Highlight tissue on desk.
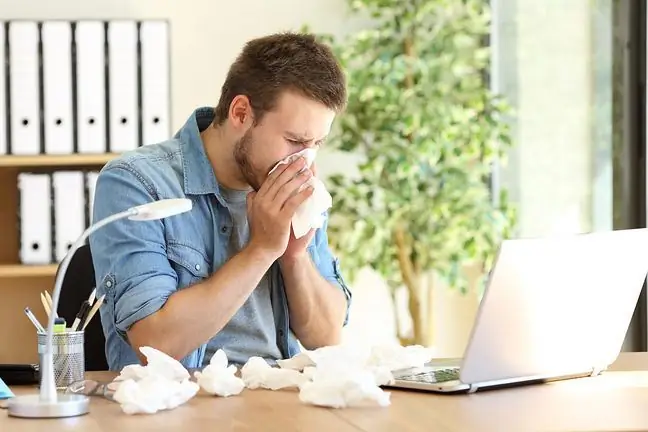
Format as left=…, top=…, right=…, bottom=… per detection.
left=268, top=148, right=332, bottom=239
left=277, top=343, right=435, bottom=408
left=241, top=356, right=309, bottom=390
left=193, top=349, right=245, bottom=397
left=111, top=346, right=199, bottom=415
left=299, top=367, right=391, bottom=409
left=113, top=375, right=199, bottom=415
left=278, top=343, right=434, bottom=374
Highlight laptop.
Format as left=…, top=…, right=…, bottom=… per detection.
left=387, top=228, right=648, bottom=394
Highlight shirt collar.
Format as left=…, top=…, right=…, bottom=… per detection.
left=175, top=107, right=222, bottom=197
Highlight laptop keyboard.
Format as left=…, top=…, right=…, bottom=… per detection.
left=397, top=367, right=461, bottom=383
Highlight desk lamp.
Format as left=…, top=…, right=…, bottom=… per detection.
left=7, top=198, right=193, bottom=418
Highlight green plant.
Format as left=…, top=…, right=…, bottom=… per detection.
left=315, top=0, right=517, bottom=345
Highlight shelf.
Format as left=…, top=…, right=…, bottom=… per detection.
left=0, top=264, right=58, bottom=278
left=0, top=153, right=118, bottom=168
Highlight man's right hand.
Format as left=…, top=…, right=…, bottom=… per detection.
left=246, top=156, right=314, bottom=261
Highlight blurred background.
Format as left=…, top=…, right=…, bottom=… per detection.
left=0, top=0, right=645, bottom=364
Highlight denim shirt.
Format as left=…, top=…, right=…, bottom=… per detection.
left=89, top=107, right=352, bottom=371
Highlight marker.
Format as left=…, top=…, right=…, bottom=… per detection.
left=23, top=307, right=45, bottom=333
left=53, top=317, right=66, bottom=333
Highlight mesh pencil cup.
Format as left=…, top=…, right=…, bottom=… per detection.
left=37, top=330, right=85, bottom=389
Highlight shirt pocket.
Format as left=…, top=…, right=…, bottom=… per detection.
left=167, top=242, right=210, bottom=287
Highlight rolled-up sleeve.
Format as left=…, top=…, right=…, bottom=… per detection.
left=89, top=163, right=178, bottom=341
left=311, top=213, right=352, bottom=326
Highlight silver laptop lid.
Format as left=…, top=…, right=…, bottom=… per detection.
left=460, top=228, right=648, bottom=385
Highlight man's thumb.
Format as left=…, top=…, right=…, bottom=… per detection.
left=246, top=191, right=256, bottom=212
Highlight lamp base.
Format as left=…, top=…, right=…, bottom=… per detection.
left=7, top=394, right=90, bottom=418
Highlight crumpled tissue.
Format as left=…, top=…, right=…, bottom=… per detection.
left=193, top=349, right=245, bottom=397
left=277, top=343, right=435, bottom=409
left=298, top=367, right=392, bottom=409
left=111, top=346, right=199, bottom=415
left=268, top=147, right=332, bottom=239
left=241, top=356, right=309, bottom=390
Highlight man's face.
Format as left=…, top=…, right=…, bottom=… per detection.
left=233, top=91, right=336, bottom=190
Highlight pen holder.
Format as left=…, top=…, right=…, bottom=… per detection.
left=37, top=331, right=85, bottom=390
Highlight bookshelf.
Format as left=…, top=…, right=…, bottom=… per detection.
left=0, top=153, right=115, bottom=363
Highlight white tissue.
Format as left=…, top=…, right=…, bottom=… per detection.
left=113, top=375, right=199, bottom=415
left=278, top=343, right=434, bottom=374
left=241, top=356, right=309, bottom=390
left=277, top=343, right=435, bottom=408
left=298, top=368, right=391, bottom=409
left=268, top=148, right=332, bottom=238
left=111, top=346, right=199, bottom=415
left=193, top=349, right=245, bottom=397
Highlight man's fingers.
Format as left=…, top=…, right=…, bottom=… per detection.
left=269, top=157, right=308, bottom=200
left=273, top=170, right=312, bottom=207
left=258, top=157, right=306, bottom=199
left=281, top=184, right=314, bottom=217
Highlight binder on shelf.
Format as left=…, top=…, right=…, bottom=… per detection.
left=42, top=21, right=74, bottom=155
left=108, top=20, right=139, bottom=152
left=76, top=20, right=107, bottom=154
left=140, top=20, right=170, bottom=146
left=53, top=171, right=85, bottom=262
left=18, top=173, right=52, bottom=264
left=9, top=21, right=41, bottom=155
left=86, top=171, right=99, bottom=224
left=0, top=22, right=7, bottom=155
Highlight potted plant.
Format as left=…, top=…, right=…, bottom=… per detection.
left=318, top=0, right=517, bottom=346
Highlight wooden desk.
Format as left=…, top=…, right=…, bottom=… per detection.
left=3, top=352, right=648, bottom=432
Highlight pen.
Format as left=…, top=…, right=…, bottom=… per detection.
left=81, top=294, right=105, bottom=330
left=23, top=307, right=45, bottom=333
left=71, top=300, right=90, bottom=331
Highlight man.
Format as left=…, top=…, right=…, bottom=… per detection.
left=89, top=32, right=352, bottom=371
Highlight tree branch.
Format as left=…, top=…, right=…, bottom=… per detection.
left=394, top=226, right=423, bottom=345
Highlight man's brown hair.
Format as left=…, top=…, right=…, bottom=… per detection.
left=213, top=32, right=347, bottom=126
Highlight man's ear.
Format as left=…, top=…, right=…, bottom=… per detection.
left=228, top=95, right=253, bottom=129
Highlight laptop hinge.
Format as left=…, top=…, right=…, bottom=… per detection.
left=467, top=384, right=479, bottom=394
left=591, top=366, right=604, bottom=377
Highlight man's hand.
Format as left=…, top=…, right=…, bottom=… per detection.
left=282, top=161, right=318, bottom=262
left=247, top=156, right=314, bottom=261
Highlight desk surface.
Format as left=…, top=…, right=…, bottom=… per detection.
left=3, top=352, right=648, bottom=432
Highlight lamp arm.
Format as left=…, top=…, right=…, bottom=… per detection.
left=40, top=208, right=136, bottom=402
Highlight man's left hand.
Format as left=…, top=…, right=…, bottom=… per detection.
left=281, top=227, right=316, bottom=263
left=280, top=161, right=318, bottom=263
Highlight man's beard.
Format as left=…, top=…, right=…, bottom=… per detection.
left=233, top=129, right=262, bottom=191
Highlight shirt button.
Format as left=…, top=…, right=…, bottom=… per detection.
left=195, top=264, right=201, bottom=271
left=221, top=226, right=228, bottom=233
left=278, top=329, right=284, bottom=337
left=106, top=281, right=112, bottom=288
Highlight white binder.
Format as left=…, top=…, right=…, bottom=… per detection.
left=108, top=20, right=139, bottom=152
left=53, top=171, right=85, bottom=262
left=0, top=22, right=6, bottom=155
left=18, top=173, right=52, bottom=264
left=86, top=171, right=99, bottom=223
left=42, top=21, right=74, bottom=155
left=140, top=20, right=170, bottom=146
left=9, top=21, right=40, bottom=155
left=76, top=21, right=106, bottom=154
